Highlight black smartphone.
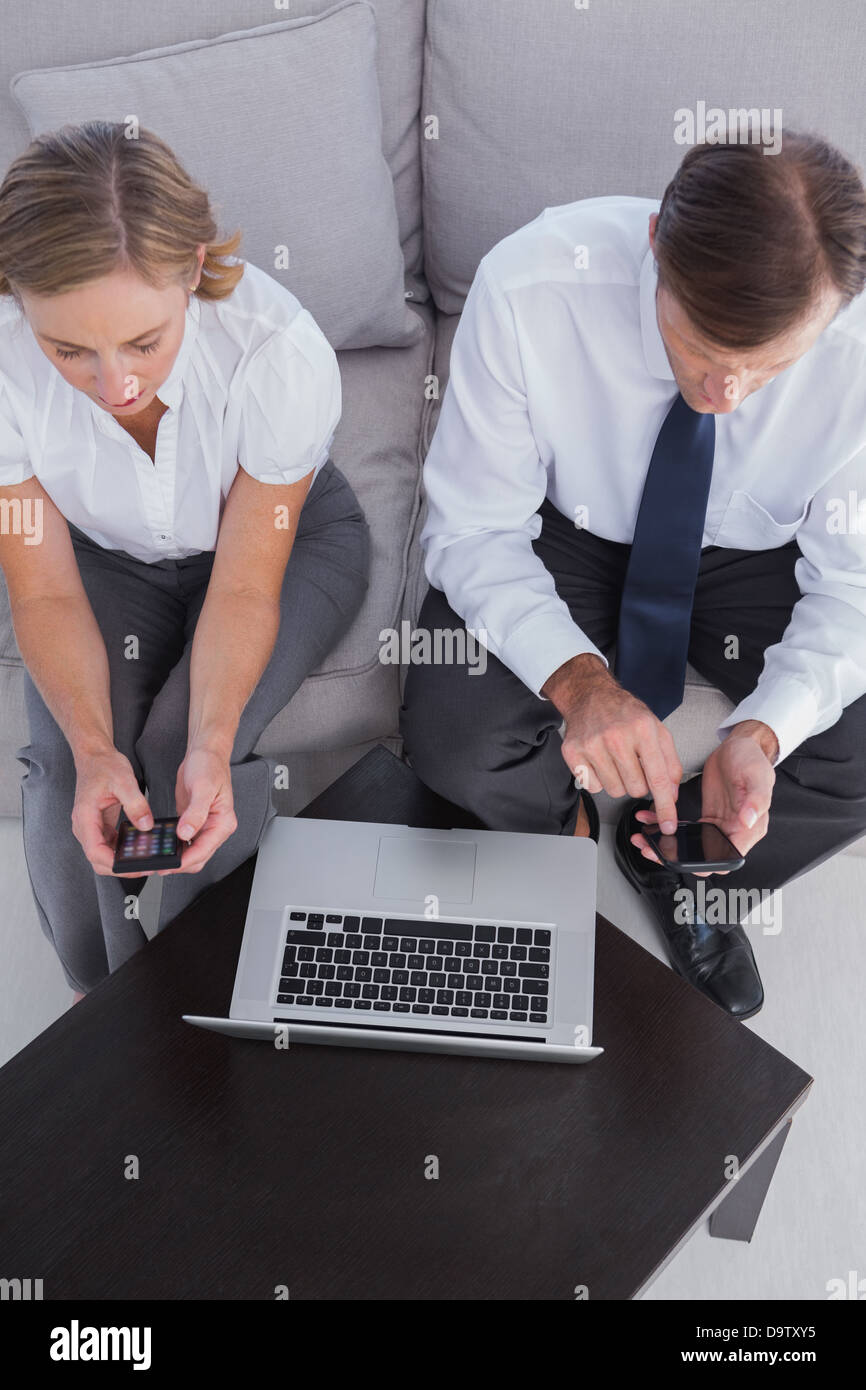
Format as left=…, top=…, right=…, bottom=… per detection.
left=643, top=819, right=746, bottom=872
left=112, top=813, right=183, bottom=874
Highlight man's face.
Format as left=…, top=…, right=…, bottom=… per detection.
left=648, top=214, right=843, bottom=414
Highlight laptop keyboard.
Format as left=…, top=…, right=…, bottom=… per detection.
left=275, top=912, right=552, bottom=1024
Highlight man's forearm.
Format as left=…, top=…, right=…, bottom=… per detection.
left=187, top=589, right=281, bottom=759
left=724, top=718, right=780, bottom=764
left=541, top=651, right=614, bottom=718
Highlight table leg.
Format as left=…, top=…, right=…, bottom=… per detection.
left=709, top=1120, right=792, bottom=1242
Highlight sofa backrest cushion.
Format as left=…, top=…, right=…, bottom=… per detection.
left=422, top=0, right=866, bottom=312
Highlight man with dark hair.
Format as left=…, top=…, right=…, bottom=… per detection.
left=400, top=131, right=866, bottom=1019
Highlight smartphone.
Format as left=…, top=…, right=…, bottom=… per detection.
left=112, top=813, right=183, bottom=874
left=643, top=819, right=746, bottom=872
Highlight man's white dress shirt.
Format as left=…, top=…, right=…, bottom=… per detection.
left=0, top=259, right=340, bottom=562
left=420, top=196, right=866, bottom=764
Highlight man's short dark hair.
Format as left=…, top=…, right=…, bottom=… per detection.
left=653, top=130, right=866, bottom=349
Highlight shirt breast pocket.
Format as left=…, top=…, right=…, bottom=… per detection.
left=712, top=489, right=808, bottom=550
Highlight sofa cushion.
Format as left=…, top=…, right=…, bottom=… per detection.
left=11, top=1, right=422, bottom=350
left=422, top=0, right=866, bottom=312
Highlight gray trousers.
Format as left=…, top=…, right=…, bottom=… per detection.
left=400, top=497, right=866, bottom=921
left=16, top=457, right=370, bottom=993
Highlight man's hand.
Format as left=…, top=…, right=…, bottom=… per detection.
left=631, top=720, right=778, bottom=874
left=156, top=745, right=238, bottom=876
left=544, top=653, right=683, bottom=830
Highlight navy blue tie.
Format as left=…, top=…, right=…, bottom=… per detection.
left=615, top=393, right=715, bottom=719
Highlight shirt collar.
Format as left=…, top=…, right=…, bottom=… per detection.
left=155, top=291, right=200, bottom=410
left=639, top=247, right=675, bottom=381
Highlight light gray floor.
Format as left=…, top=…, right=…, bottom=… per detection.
left=0, top=812, right=863, bottom=1300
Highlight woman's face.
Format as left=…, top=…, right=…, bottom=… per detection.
left=19, top=255, right=202, bottom=417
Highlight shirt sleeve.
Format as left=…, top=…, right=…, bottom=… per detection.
left=420, top=259, right=606, bottom=697
left=717, top=444, right=866, bottom=763
left=237, top=311, right=341, bottom=486
left=0, top=380, right=33, bottom=485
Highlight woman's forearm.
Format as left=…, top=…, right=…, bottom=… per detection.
left=11, top=594, right=114, bottom=761
left=187, top=589, right=281, bottom=758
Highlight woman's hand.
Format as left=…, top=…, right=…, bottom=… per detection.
left=71, top=747, right=155, bottom=875
left=158, top=745, right=238, bottom=876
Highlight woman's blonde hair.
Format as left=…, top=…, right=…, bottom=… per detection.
left=0, top=120, right=244, bottom=306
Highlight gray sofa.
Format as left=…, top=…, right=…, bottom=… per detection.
left=0, top=0, right=863, bottom=857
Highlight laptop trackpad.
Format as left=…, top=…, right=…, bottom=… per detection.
left=373, top=835, right=477, bottom=902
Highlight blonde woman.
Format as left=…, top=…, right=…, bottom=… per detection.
left=0, top=122, right=370, bottom=998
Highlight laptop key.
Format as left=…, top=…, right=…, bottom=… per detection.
left=325, top=983, right=342, bottom=997
left=447, top=975, right=463, bottom=990
left=437, top=989, right=454, bottom=1005
left=481, top=961, right=498, bottom=975
left=428, top=973, right=446, bottom=988
left=493, top=994, right=509, bottom=1009
left=343, top=916, right=360, bottom=930
left=307, top=980, right=324, bottom=995
left=477, top=993, right=492, bottom=1008
left=308, top=913, right=325, bottom=928
left=345, top=934, right=363, bottom=949
left=381, top=986, right=398, bottom=1001
left=475, top=926, right=495, bottom=942
left=529, top=947, right=551, bottom=963
left=432, top=1006, right=449, bottom=1015
left=503, top=979, right=520, bottom=994
left=497, top=927, right=514, bottom=944
left=399, top=987, right=416, bottom=1002
left=296, top=946, right=315, bottom=961
left=451, top=1007, right=469, bottom=1017
left=456, top=991, right=472, bottom=1006
left=325, top=913, right=342, bottom=923
left=500, top=961, right=517, bottom=976
left=394, top=1003, right=410, bottom=1012
left=419, top=988, right=435, bottom=1004
left=526, top=980, right=549, bottom=995
left=400, top=938, right=417, bottom=952
left=371, top=952, right=388, bottom=967
left=352, top=949, right=370, bottom=965
left=475, top=943, right=491, bottom=958
left=454, top=942, right=472, bottom=957
left=391, top=953, right=407, bottom=969
left=289, top=911, right=306, bottom=921
left=337, top=965, right=353, bottom=981
left=374, top=1001, right=391, bottom=1011
left=276, top=994, right=294, bottom=1004
left=510, top=1011, right=527, bottom=1021
left=334, top=949, right=351, bottom=964
left=530, top=1013, right=547, bottom=1023
left=492, top=944, right=509, bottom=959
left=428, top=956, right=443, bottom=971
left=384, top=919, right=472, bottom=943
left=412, top=1005, right=430, bottom=1014
left=362, top=985, right=379, bottom=999
left=318, top=998, right=333, bottom=1007
left=355, top=967, right=372, bottom=982
left=516, top=929, right=533, bottom=945
left=343, top=983, right=361, bottom=998
left=318, top=965, right=336, bottom=980
left=438, top=942, right=454, bottom=955
left=315, top=947, right=333, bottom=962
left=519, top=963, right=549, bottom=979
left=470, top=1008, right=488, bottom=1018
left=354, top=1000, right=372, bottom=1009
left=373, top=968, right=390, bottom=984
left=392, top=969, right=409, bottom=986
left=514, top=995, right=530, bottom=1010
left=382, top=936, right=399, bottom=951
left=326, top=933, right=344, bottom=948
left=295, top=996, right=314, bottom=1006
left=408, top=954, right=425, bottom=969
left=510, top=945, right=527, bottom=961
left=534, top=929, right=551, bottom=946
left=491, top=1010, right=507, bottom=1020
left=362, top=917, right=383, bottom=933
left=419, top=940, right=435, bottom=953
left=410, top=971, right=427, bottom=986
left=299, top=963, right=317, bottom=979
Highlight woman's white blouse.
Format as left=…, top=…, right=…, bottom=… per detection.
left=0, top=259, right=341, bottom=562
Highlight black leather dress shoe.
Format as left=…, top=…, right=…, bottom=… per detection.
left=613, top=799, right=764, bottom=1019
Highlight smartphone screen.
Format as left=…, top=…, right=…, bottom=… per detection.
left=113, top=816, right=182, bottom=872
left=644, top=820, right=745, bottom=871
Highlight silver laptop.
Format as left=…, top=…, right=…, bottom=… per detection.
left=184, top=816, right=602, bottom=1063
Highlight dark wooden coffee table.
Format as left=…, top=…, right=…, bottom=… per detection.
left=0, top=745, right=811, bottom=1299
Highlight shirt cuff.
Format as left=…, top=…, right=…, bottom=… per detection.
left=716, top=677, right=820, bottom=765
left=496, top=613, right=608, bottom=699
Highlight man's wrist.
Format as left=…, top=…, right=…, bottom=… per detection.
left=542, top=651, right=612, bottom=719
left=725, top=718, right=780, bottom=764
